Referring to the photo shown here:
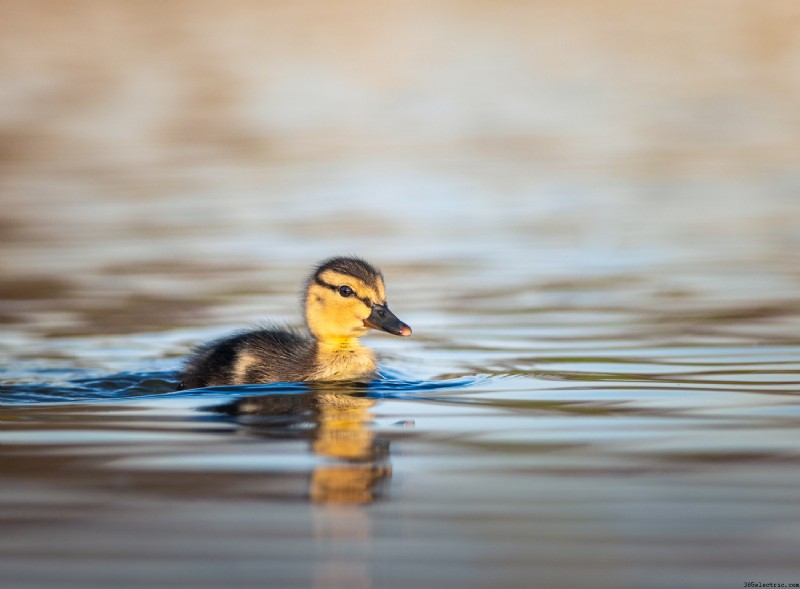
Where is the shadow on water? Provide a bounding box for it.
[192,377,480,504]
[207,386,391,504]
[0,371,480,506]
[3,348,800,585]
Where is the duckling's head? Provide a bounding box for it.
[304,256,412,344]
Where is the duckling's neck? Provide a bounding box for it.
[312,336,377,381]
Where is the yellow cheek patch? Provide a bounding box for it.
[305,282,370,341]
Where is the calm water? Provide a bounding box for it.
[3,2,800,588]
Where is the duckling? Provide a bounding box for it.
[179,256,411,389]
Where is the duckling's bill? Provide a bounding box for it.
[364,304,412,337]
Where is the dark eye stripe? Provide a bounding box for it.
[314,277,373,308]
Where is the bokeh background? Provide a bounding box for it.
[2,0,799,349]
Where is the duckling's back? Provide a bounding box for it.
[179,327,315,389]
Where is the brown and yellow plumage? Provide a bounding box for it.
[179,257,411,389]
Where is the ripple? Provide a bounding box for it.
[0,369,485,405]
[0,371,179,404]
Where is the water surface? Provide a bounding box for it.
[2,2,800,588]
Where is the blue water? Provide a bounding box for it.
[0,369,484,404]
[3,268,800,589]
[3,328,800,589]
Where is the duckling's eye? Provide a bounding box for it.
[338,285,354,298]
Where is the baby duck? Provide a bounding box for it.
[179,256,411,389]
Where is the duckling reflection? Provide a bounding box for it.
[212,384,390,504]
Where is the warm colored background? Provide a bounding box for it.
[3,2,799,342]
